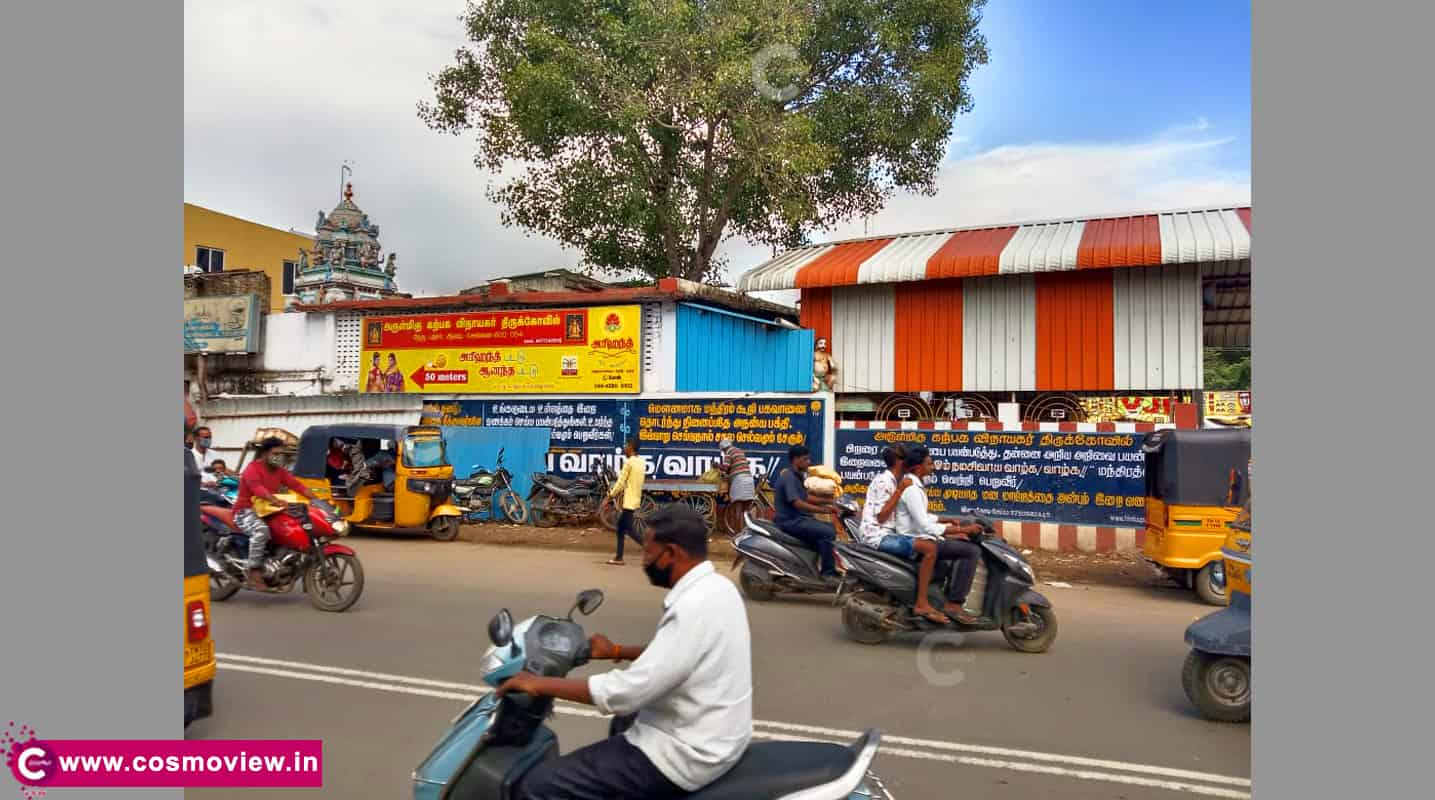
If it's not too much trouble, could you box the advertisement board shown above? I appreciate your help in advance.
[835,426,1150,527]
[421,397,827,480]
[360,306,642,394]
[184,294,262,354]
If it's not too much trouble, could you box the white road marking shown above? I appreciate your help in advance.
[219,652,1249,797]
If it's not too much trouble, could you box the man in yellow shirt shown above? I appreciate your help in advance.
[608,437,648,565]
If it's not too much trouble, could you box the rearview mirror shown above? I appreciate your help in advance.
[570,589,604,619]
[488,609,513,647]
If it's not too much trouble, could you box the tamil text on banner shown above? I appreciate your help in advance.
[421,398,827,480]
[184,294,262,354]
[835,427,1148,527]
[359,306,642,394]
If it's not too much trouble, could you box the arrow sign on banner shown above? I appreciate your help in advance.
[410,367,469,389]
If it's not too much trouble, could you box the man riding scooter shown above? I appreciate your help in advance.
[494,504,751,799]
[891,446,985,625]
[233,437,321,590]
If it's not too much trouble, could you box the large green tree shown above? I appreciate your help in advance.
[421,0,989,283]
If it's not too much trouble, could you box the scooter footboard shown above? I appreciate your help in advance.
[446,729,558,800]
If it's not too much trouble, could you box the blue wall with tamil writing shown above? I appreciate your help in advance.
[835,427,1150,528]
[675,303,813,393]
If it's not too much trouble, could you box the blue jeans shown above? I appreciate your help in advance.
[777,516,837,575]
[877,534,916,559]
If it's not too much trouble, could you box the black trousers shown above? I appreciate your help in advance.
[935,539,981,604]
[615,509,643,559]
[512,733,688,800]
[778,516,837,574]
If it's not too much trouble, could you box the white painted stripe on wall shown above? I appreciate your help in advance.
[1076,526,1098,553]
[1113,263,1203,391]
[1039,523,1059,551]
[1116,528,1138,550]
[962,275,1037,392]
[832,284,897,393]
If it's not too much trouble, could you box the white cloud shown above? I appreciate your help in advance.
[185,1,1248,300]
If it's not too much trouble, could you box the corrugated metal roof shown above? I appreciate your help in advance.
[735,205,1252,292]
[737,245,836,293]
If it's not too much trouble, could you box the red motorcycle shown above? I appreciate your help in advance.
[205,493,365,612]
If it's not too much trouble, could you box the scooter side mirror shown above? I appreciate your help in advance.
[488,609,513,647]
[571,589,604,619]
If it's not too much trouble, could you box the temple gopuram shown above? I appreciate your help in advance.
[289,182,405,308]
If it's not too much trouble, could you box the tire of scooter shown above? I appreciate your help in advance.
[531,492,558,528]
[1002,606,1058,653]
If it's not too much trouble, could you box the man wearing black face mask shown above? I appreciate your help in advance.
[497,504,753,799]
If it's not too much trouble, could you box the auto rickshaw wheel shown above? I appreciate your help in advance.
[429,516,461,542]
[1195,562,1229,607]
[1182,650,1251,723]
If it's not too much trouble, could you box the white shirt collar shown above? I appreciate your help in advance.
[664,561,715,609]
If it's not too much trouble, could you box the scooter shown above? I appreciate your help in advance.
[730,497,864,602]
[412,589,893,800]
[836,517,1058,652]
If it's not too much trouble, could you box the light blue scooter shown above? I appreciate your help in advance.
[413,588,893,800]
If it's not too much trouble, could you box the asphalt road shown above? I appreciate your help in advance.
[186,536,1250,799]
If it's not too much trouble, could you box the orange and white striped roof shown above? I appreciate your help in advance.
[737,206,1252,292]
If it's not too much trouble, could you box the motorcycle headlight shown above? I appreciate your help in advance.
[331,519,349,537]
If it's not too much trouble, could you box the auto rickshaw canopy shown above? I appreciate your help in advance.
[293,424,445,480]
[1142,429,1251,508]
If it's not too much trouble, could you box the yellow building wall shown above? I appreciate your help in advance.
[183,203,315,312]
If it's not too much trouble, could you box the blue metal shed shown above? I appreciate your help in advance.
[674,302,814,393]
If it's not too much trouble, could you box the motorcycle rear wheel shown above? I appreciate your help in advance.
[305,553,365,612]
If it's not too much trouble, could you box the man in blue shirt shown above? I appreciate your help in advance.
[772,445,840,584]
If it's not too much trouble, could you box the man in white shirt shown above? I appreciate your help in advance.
[190,426,222,487]
[498,503,752,799]
[893,446,986,625]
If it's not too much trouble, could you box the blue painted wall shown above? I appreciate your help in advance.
[675,304,814,393]
[440,426,552,512]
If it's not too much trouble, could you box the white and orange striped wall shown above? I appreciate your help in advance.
[739,206,1251,396]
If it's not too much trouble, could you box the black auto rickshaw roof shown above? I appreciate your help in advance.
[294,423,435,478]
[1142,428,1251,507]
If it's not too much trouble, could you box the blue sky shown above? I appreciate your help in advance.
[184,0,1253,294]
[958,0,1250,172]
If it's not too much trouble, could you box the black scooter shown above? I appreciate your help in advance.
[837,517,1058,652]
[730,499,865,601]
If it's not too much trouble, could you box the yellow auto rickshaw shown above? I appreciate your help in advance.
[184,440,216,729]
[294,424,465,541]
[1182,477,1251,722]
[1141,428,1251,606]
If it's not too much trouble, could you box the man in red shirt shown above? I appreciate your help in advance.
[234,437,318,588]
